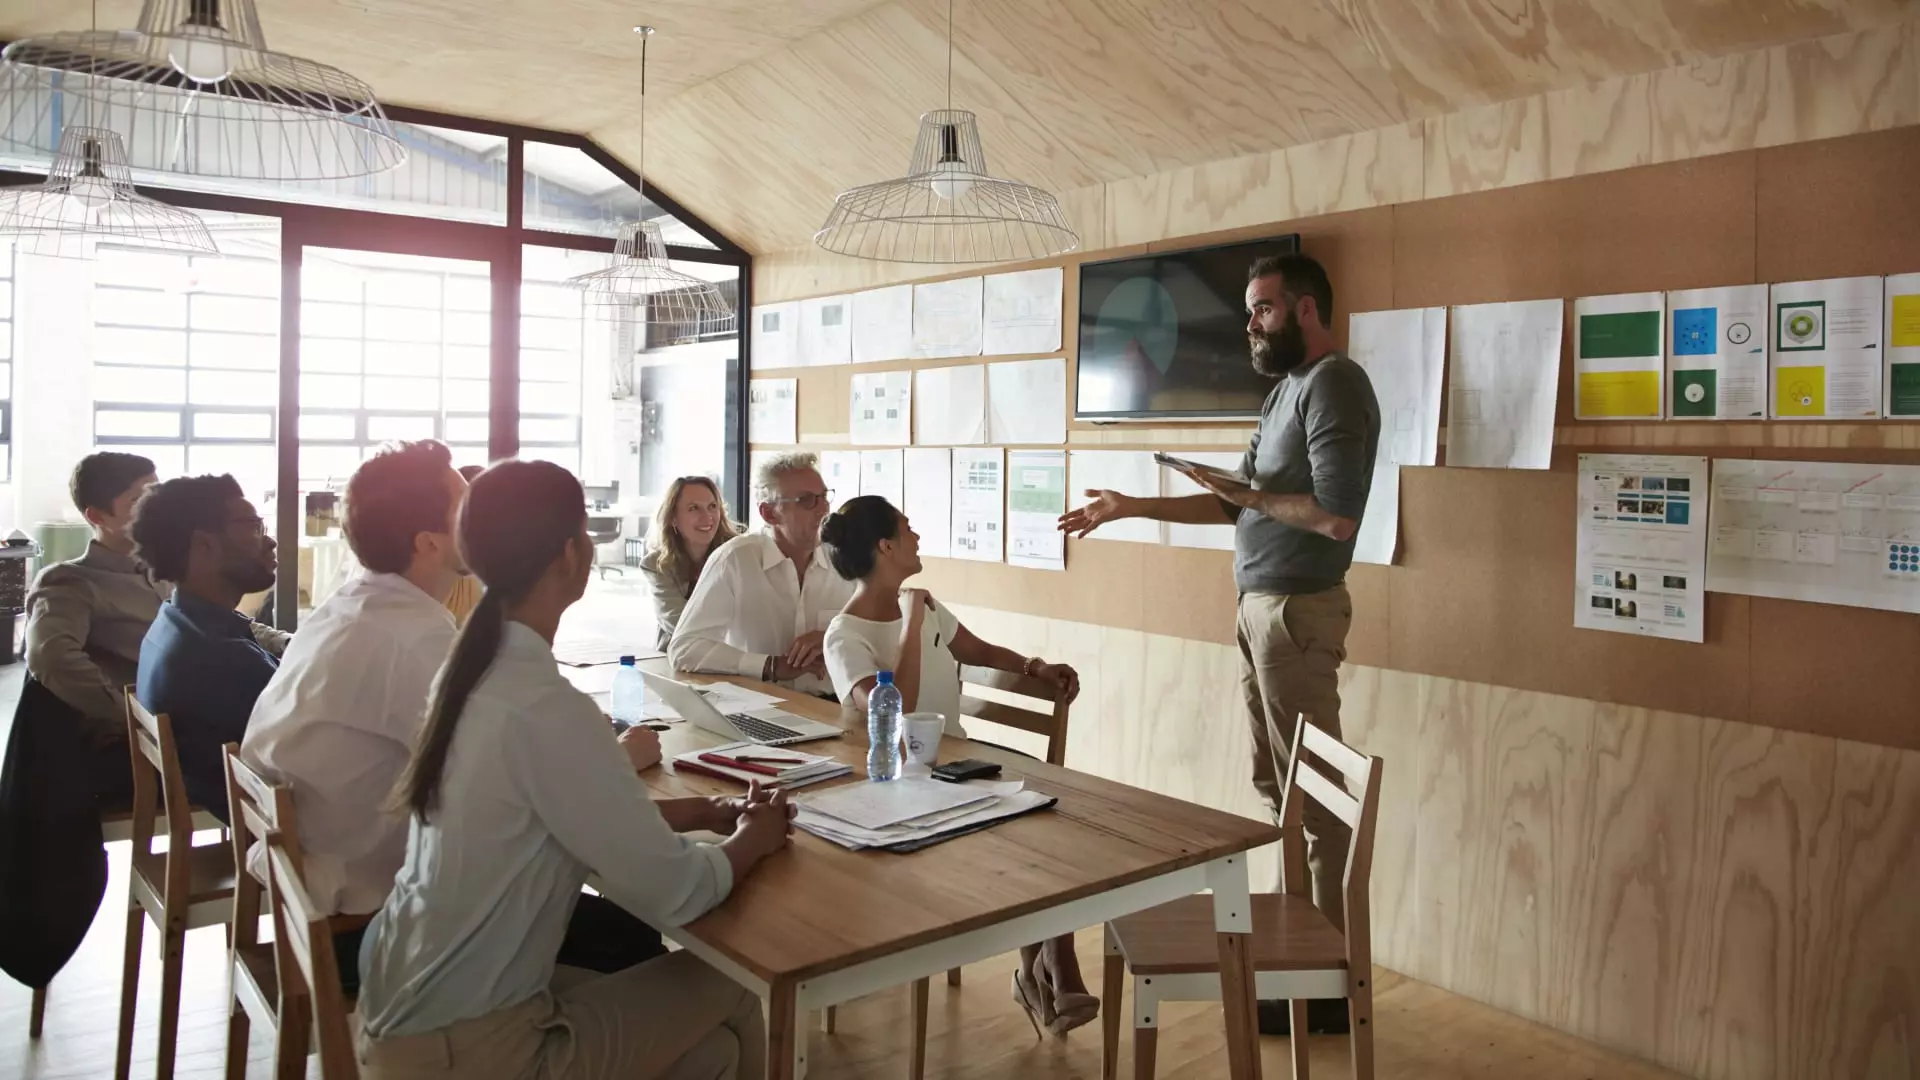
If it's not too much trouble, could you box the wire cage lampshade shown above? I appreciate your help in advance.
[571,221,736,341]
[0,0,406,182]
[814,109,1079,264]
[0,125,218,258]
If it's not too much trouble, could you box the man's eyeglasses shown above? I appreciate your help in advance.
[226,515,268,540]
[772,490,834,511]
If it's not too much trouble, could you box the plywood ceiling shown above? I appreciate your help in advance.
[0,0,1911,253]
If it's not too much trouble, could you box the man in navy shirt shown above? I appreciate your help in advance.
[132,474,290,821]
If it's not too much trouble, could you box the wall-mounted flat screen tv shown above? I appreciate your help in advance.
[1074,233,1301,420]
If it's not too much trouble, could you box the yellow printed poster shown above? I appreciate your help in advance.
[1893,294,1920,348]
[1889,274,1920,418]
[1773,366,1825,417]
[1574,292,1665,419]
[1576,370,1661,419]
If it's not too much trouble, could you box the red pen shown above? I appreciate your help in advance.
[733,754,804,766]
[697,752,781,777]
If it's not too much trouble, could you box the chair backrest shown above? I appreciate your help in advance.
[124,688,197,901]
[223,745,301,956]
[1275,714,1382,973]
[957,665,1072,766]
[265,832,359,1080]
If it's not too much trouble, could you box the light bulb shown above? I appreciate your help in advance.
[167,27,236,83]
[66,174,115,211]
[929,160,972,201]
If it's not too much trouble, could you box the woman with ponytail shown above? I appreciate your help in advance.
[356,460,792,1080]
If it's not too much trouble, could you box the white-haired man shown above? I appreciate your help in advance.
[668,453,854,694]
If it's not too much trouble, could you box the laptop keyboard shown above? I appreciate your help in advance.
[726,712,804,743]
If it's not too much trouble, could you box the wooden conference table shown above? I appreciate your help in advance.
[570,662,1282,1080]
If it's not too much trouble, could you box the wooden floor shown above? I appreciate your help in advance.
[0,843,1687,1080]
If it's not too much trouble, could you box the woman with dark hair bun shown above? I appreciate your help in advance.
[818,495,1097,1037]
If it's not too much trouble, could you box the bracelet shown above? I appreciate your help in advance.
[1022,656,1043,677]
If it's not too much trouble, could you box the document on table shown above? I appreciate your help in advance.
[1447,298,1563,469]
[852,284,915,365]
[987,357,1067,444]
[1161,450,1244,551]
[859,449,905,508]
[817,451,861,512]
[912,276,984,359]
[1067,451,1162,545]
[850,370,912,445]
[1770,276,1884,419]
[982,267,1063,356]
[1885,272,1920,418]
[1006,449,1067,571]
[747,378,797,445]
[750,302,799,369]
[1666,284,1768,420]
[914,364,987,445]
[903,448,954,558]
[1348,307,1445,565]
[799,295,853,367]
[1707,458,1920,615]
[795,779,1049,850]
[1573,454,1708,643]
[951,448,1006,562]
[798,777,1001,830]
[1574,292,1664,419]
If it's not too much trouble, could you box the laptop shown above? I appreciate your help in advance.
[640,671,842,746]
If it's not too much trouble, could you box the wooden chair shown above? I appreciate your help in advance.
[1102,715,1383,1080]
[223,744,308,1080]
[263,830,360,1080]
[115,692,238,1080]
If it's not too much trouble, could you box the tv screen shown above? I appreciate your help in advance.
[1074,233,1301,420]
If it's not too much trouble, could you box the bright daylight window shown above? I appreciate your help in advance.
[0,242,13,482]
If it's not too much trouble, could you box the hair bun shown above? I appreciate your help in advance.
[819,512,845,546]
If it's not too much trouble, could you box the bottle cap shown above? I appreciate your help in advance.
[876,670,894,685]
[619,655,636,666]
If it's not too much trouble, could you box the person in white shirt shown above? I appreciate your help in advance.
[356,459,792,1080]
[817,495,1093,1038]
[667,452,854,695]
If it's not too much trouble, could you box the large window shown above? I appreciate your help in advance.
[0,242,12,481]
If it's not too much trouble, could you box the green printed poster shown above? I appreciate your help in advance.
[1672,369,1717,418]
[1579,311,1662,360]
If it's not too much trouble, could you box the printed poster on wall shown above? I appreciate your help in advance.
[849,370,912,446]
[1769,276,1884,419]
[1348,307,1445,565]
[1573,454,1709,643]
[902,448,953,558]
[1707,458,1920,615]
[1005,449,1067,571]
[950,448,1005,563]
[747,378,797,445]
[750,302,798,369]
[1666,284,1767,420]
[1574,292,1664,419]
[1886,272,1920,418]
[799,295,853,367]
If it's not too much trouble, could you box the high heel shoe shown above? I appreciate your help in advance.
[1032,947,1100,1037]
[1010,963,1053,1039]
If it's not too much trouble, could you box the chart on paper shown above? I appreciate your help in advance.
[1706,458,1920,614]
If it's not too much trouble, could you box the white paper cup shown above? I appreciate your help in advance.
[902,713,945,771]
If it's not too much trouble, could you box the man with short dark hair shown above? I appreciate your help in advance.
[1061,252,1379,1036]
[133,474,289,820]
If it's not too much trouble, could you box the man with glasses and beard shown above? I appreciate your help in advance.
[132,474,291,823]
[1059,253,1379,1036]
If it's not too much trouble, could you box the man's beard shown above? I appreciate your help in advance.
[1249,312,1308,377]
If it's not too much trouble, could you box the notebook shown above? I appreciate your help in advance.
[669,742,852,790]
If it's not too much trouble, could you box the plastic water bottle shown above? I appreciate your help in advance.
[867,671,904,782]
[609,655,645,731]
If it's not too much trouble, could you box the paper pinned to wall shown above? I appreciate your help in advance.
[858,449,905,509]
[987,357,1067,444]
[1706,457,1920,614]
[1161,450,1244,551]
[1884,272,1920,418]
[747,378,797,446]
[816,451,861,511]
[1666,284,1768,420]
[1067,451,1162,545]
[914,364,987,445]
[1574,292,1665,419]
[903,448,953,558]
[1574,454,1709,643]
[911,276,984,359]
[1348,307,1445,565]
[1006,449,1067,571]
[849,370,913,446]
[852,284,915,365]
[799,295,853,367]
[1770,276,1884,420]
[982,267,1063,356]
[950,447,1005,563]
[1447,298,1563,469]
[750,302,799,369]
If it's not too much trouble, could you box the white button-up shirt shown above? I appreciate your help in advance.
[667,531,855,695]
[240,572,458,916]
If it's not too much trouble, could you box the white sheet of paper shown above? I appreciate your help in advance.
[950,447,1006,563]
[914,364,987,445]
[850,370,913,446]
[1707,457,1920,614]
[747,378,797,445]
[1573,292,1665,420]
[1770,276,1884,420]
[1883,272,1920,418]
[912,276,984,359]
[797,776,997,831]
[987,357,1067,444]
[817,451,861,511]
[982,267,1064,356]
[799,294,853,367]
[903,448,954,558]
[852,284,915,365]
[858,449,905,508]
[1067,451,1162,545]
[1665,284,1768,420]
[1573,454,1709,643]
[1005,449,1067,571]
[1447,299,1563,469]
[1161,450,1245,551]
[750,302,799,369]
[1348,308,1445,565]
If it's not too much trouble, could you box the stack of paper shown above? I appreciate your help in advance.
[794,778,1054,851]
[671,742,852,790]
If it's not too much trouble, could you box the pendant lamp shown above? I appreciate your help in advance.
[0,124,218,258]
